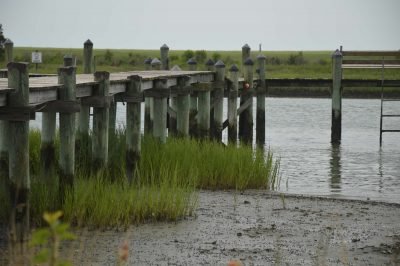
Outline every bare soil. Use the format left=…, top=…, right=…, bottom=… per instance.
left=2, top=191, right=400, bottom=265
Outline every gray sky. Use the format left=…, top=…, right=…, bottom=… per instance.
left=1, top=0, right=399, bottom=51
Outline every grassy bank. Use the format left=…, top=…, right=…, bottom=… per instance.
left=4, top=47, right=400, bottom=79
left=0, top=129, right=279, bottom=227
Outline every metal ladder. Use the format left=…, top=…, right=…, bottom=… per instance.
left=379, top=58, right=400, bottom=146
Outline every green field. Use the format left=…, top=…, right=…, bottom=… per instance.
left=4, top=47, right=400, bottom=79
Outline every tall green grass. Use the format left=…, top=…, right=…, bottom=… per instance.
left=0, top=129, right=280, bottom=227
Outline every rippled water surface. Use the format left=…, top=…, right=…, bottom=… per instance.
left=32, top=98, right=400, bottom=203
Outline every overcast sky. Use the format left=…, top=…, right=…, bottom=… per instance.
left=1, top=0, right=399, bottom=51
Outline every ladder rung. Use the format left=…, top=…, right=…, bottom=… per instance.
left=382, top=114, right=400, bottom=117
left=381, top=129, right=400, bottom=133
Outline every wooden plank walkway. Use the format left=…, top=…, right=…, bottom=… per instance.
left=0, top=70, right=214, bottom=107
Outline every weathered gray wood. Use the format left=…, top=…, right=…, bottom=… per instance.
left=197, top=86, right=211, bottom=139
left=144, top=98, right=153, bottom=134
left=160, top=44, right=170, bottom=70
left=0, top=120, right=9, bottom=177
left=126, top=75, right=142, bottom=183
left=228, top=65, right=239, bottom=144
left=206, top=59, right=215, bottom=135
left=58, top=67, right=76, bottom=200
left=78, top=39, right=93, bottom=154
left=109, top=98, right=117, bottom=138
left=331, top=50, right=343, bottom=144
left=213, top=60, right=225, bottom=141
left=144, top=58, right=152, bottom=70
left=239, top=58, right=254, bottom=145
left=169, top=97, right=178, bottom=136
left=188, top=60, right=198, bottom=137
left=342, top=51, right=400, bottom=57
left=176, top=77, right=190, bottom=137
left=92, top=71, right=110, bottom=171
left=152, top=79, right=168, bottom=143
left=7, top=62, right=30, bottom=244
left=5, top=39, right=14, bottom=64
left=151, top=58, right=162, bottom=70
left=83, top=39, right=93, bottom=74
left=241, top=44, right=250, bottom=74
left=40, top=111, right=56, bottom=182
left=63, top=55, right=74, bottom=67
left=256, top=54, right=266, bottom=146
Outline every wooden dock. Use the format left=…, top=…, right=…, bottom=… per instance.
left=0, top=40, right=399, bottom=245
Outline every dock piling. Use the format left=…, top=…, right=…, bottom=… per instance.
left=126, top=75, right=142, bottom=183
left=176, top=76, right=190, bottom=137
left=331, top=50, right=343, bottom=144
left=239, top=58, right=254, bottom=145
left=188, top=59, right=198, bottom=137
left=151, top=78, right=169, bottom=143
left=256, top=54, right=266, bottom=146
left=160, top=44, right=170, bottom=70
left=213, top=60, right=225, bottom=141
left=92, top=71, right=110, bottom=172
left=7, top=62, right=30, bottom=244
left=228, top=65, right=239, bottom=144
left=58, top=66, right=77, bottom=199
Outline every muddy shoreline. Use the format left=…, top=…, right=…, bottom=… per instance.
left=1, top=191, right=400, bottom=265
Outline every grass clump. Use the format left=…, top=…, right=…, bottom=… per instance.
left=1, top=129, right=280, bottom=228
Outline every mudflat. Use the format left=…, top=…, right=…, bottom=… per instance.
left=2, top=190, right=400, bottom=265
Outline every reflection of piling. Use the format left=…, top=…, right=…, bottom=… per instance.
left=331, top=50, right=342, bottom=144
left=329, top=144, right=341, bottom=192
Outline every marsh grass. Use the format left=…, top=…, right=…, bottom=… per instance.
left=0, top=129, right=279, bottom=227
left=9, top=47, right=400, bottom=80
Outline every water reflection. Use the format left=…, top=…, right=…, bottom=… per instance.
left=329, top=144, right=341, bottom=193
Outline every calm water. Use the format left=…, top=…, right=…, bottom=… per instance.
left=31, top=98, right=400, bottom=203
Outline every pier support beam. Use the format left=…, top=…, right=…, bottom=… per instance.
left=213, top=60, right=225, bottom=141
left=197, top=85, right=211, bottom=139
left=241, top=44, right=251, bottom=74
left=188, top=59, right=198, bottom=137
left=7, top=62, right=30, bottom=244
left=0, top=39, right=14, bottom=178
left=160, top=44, right=170, bottom=70
left=151, top=79, right=169, bottom=143
left=176, top=77, right=190, bottom=137
left=126, top=75, right=142, bottom=183
left=239, top=58, right=254, bottom=145
left=109, top=98, right=117, bottom=139
left=331, top=50, right=343, bottom=144
left=58, top=66, right=76, bottom=200
left=77, top=40, right=93, bottom=155
left=40, top=111, right=56, bottom=181
left=228, top=65, right=239, bottom=144
left=92, top=71, right=110, bottom=172
left=256, top=54, right=266, bottom=146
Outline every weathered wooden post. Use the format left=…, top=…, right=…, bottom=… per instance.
left=331, top=49, right=342, bottom=144
left=228, top=65, right=239, bottom=144
left=7, top=62, right=30, bottom=244
left=213, top=60, right=225, bottom=141
left=58, top=66, right=76, bottom=199
left=176, top=76, right=190, bottom=137
left=109, top=98, right=117, bottom=139
left=40, top=108, right=56, bottom=180
left=5, top=39, right=14, bottom=64
left=92, top=71, right=110, bottom=171
left=78, top=40, right=93, bottom=152
left=188, top=58, right=198, bottom=137
left=242, top=44, right=251, bottom=73
left=239, top=58, right=254, bottom=145
left=256, top=54, right=266, bottom=146
left=197, top=83, right=211, bottom=139
left=151, top=78, right=169, bottom=143
left=0, top=39, right=13, bottom=177
left=144, top=58, right=152, bottom=70
left=125, top=75, right=142, bottom=183
left=63, top=55, right=74, bottom=67
left=160, top=44, right=170, bottom=70
left=205, top=59, right=215, bottom=133
left=151, top=58, right=162, bottom=70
